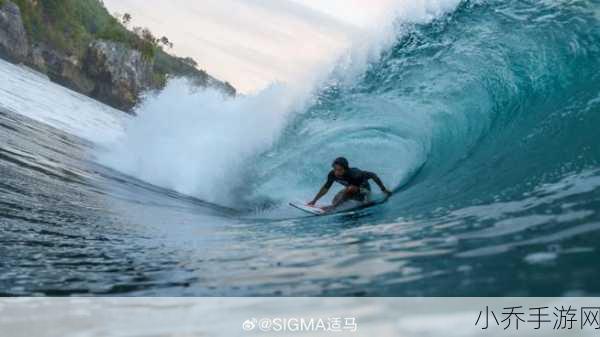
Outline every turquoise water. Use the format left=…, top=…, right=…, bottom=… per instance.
left=1, top=0, right=600, bottom=295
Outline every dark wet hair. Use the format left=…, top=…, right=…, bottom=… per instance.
left=332, top=157, right=349, bottom=170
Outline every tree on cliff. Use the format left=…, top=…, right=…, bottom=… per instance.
left=122, top=13, right=131, bottom=26
left=160, top=36, right=173, bottom=49
left=182, top=57, right=198, bottom=67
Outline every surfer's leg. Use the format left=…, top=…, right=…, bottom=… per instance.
left=359, top=187, right=371, bottom=203
left=332, top=189, right=346, bottom=205
left=333, top=186, right=360, bottom=205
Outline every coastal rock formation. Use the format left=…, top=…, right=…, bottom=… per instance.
left=0, top=1, right=29, bottom=61
left=84, top=40, right=155, bottom=111
left=33, top=44, right=95, bottom=96
left=0, top=0, right=236, bottom=112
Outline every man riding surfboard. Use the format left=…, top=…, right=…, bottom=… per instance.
left=308, top=157, right=392, bottom=212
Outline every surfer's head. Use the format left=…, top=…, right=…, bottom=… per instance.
left=332, top=157, right=349, bottom=177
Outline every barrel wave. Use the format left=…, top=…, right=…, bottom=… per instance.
left=1, top=0, right=600, bottom=296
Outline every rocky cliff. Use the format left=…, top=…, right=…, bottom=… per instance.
left=84, top=40, right=156, bottom=110
left=0, top=0, right=236, bottom=112
left=0, top=1, right=28, bottom=62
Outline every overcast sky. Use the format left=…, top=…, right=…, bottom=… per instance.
left=103, top=0, right=396, bottom=93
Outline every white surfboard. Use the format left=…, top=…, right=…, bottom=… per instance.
left=289, top=194, right=389, bottom=216
left=288, top=201, right=326, bottom=215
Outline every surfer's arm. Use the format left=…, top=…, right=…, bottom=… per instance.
left=366, top=172, right=392, bottom=195
left=309, top=186, right=329, bottom=205
left=309, top=172, right=334, bottom=205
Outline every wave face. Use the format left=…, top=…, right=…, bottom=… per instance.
left=2, top=0, right=600, bottom=296
left=254, top=0, right=600, bottom=208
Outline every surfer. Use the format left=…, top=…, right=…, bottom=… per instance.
left=308, top=157, right=392, bottom=211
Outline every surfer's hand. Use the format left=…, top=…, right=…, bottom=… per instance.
left=307, top=200, right=316, bottom=206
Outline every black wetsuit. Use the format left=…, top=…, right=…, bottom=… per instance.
left=324, top=167, right=375, bottom=191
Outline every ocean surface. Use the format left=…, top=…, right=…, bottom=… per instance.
left=1, top=0, right=600, bottom=296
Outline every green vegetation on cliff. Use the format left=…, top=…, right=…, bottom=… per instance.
left=14, top=0, right=123, bottom=56
left=10, top=0, right=227, bottom=89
